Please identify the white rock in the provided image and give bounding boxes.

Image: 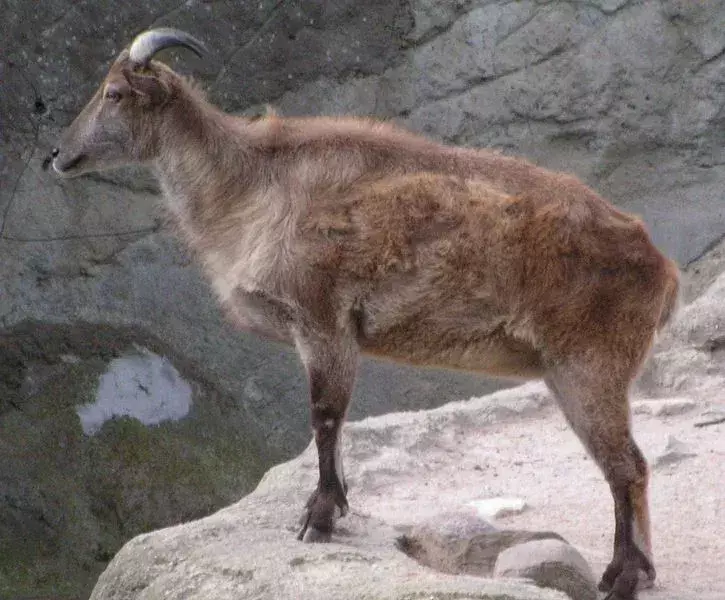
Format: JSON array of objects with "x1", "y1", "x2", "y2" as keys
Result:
[
  {"x1": 469, "y1": 497, "x2": 528, "y2": 520},
  {"x1": 76, "y1": 346, "x2": 193, "y2": 435}
]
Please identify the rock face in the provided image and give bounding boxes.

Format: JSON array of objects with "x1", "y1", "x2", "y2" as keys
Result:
[
  {"x1": 0, "y1": 322, "x2": 269, "y2": 599},
  {"x1": 3, "y1": 0, "x2": 725, "y2": 456},
  {"x1": 0, "y1": 0, "x2": 508, "y2": 465},
  {"x1": 637, "y1": 266, "x2": 725, "y2": 400}
]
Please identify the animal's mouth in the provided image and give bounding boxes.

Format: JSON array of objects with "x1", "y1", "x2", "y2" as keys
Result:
[{"x1": 53, "y1": 153, "x2": 87, "y2": 176}]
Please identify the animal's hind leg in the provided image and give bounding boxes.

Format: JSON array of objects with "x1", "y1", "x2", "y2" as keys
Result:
[{"x1": 545, "y1": 363, "x2": 655, "y2": 600}]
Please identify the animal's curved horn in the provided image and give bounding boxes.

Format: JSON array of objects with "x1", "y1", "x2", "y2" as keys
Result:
[{"x1": 128, "y1": 28, "x2": 207, "y2": 66}]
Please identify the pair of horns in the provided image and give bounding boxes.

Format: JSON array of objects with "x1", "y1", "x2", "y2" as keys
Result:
[{"x1": 128, "y1": 27, "x2": 207, "y2": 66}]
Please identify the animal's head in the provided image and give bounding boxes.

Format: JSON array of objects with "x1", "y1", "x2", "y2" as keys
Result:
[{"x1": 52, "y1": 28, "x2": 207, "y2": 178}]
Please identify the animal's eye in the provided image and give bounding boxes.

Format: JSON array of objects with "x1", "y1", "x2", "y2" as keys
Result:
[{"x1": 104, "y1": 88, "x2": 122, "y2": 102}]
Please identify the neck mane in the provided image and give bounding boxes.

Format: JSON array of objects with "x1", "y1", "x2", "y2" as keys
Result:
[{"x1": 151, "y1": 84, "x2": 257, "y2": 238}]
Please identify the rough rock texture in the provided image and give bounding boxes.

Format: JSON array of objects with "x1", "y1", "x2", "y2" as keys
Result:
[
  {"x1": 653, "y1": 434, "x2": 697, "y2": 469},
  {"x1": 493, "y1": 539, "x2": 597, "y2": 600},
  {"x1": 0, "y1": 0, "x2": 507, "y2": 465},
  {"x1": 631, "y1": 397, "x2": 697, "y2": 417},
  {"x1": 0, "y1": 322, "x2": 269, "y2": 599},
  {"x1": 90, "y1": 509, "x2": 569, "y2": 600},
  {"x1": 637, "y1": 265, "x2": 725, "y2": 400},
  {"x1": 90, "y1": 386, "x2": 573, "y2": 600}
]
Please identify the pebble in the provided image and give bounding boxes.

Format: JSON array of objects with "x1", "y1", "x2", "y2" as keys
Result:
[
  {"x1": 632, "y1": 397, "x2": 697, "y2": 417},
  {"x1": 654, "y1": 435, "x2": 697, "y2": 469},
  {"x1": 469, "y1": 497, "x2": 527, "y2": 520}
]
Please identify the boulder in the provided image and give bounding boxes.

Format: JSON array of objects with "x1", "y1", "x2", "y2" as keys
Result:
[
  {"x1": 89, "y1": 505, "x2": 569, "y2": 600},
  {"x1": 398, "y1": 519, "x2": 565, "y2": 577},
  {"x1": 493, "y1": 539, "x2": 597, "y2": 600}
]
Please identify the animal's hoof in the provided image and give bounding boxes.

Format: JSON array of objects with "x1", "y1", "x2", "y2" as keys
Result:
[
  {"x1": 598, "y1": 564, "x2": 619, "y2": 592},
  {"x1": 601, "y1": 566, "x2": 640, "y2": 600},
  {"x1": 296, "y1": 510, "x2": 334, "y2": 542},
  {"x1": 599, "y1": 551, "x2": 654, "y2": 596},
  {"x1": 296, "y1": 484, "x2": 348, "y2": 542}
]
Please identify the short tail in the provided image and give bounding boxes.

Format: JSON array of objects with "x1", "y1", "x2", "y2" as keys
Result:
[{"x1": 657, "y1": 258, "x2": 680, "y2": 331}]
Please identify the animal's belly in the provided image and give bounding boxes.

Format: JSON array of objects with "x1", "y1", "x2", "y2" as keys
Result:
[{"x1": 359, "y1": 312, "x2": 543, "y2": 379}]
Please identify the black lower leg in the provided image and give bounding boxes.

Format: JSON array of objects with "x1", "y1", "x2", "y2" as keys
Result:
[
  {"x1": 312, "y1": 405, "x2": 347, "y2": 507},
  {"x1": 599, "y1": 496, "x2": 626, "y2": 592},
  {"x1": 602, "y1": 485, "x2": 654, "y2": 600},
  {"x1": 297, "y1": 406, "x2": 348, "y2": 542},
  {"x1": 293, "y1": 331, "x2": 357, "y2": 543}
]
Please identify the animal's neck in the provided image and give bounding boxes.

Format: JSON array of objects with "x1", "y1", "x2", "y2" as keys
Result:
[{"x1": 152, "y1": 96, "x2": 256, "y2": 237}]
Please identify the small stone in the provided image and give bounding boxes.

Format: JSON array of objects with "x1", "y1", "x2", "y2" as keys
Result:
[
  {"x1": 469, "y1": 497, "x2": 527, "y2": 520},
  {"x1": 652, "y1": 398, "x2": 697, "y2": 417},
  {"x1": 59, "y1": 353, "x2": 81, "y2": 364},
  {"x1": 698, "y1": 404, "x2": 725, "y2": 422},
  {"x1": 654, "y1": 435, "x2": 697, "y2": 469},
  {"x1": 632, "y1": 397, "x2": 696, "y2": 417},
  {"x1": 494, "y1": 539, "x2": 597, "y2": 600}
]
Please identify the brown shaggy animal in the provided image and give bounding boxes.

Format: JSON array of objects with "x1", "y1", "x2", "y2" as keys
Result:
[{"x1": 53, "y1": 29, "x2": 679, "y2": 600}]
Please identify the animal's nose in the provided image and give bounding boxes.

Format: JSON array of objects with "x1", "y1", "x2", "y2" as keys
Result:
[{"x1": 51, "y1": 148, "x2": 59, "y2": 158}]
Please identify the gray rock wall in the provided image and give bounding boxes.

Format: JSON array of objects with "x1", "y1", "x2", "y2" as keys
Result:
[{"x1": 4, "y1": 1, "x2": 724, "y2": 453}]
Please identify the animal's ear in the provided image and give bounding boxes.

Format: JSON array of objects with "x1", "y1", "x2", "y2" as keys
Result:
[{"x1": 122, "y1": 69, "x2": 171, "y2": 107}]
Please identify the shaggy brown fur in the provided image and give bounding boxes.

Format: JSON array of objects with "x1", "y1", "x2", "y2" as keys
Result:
[{"x1": 54, "y1": 40, "x2": 679, "y2": 600}]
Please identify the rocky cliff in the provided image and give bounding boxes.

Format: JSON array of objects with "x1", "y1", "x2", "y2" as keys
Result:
[{"x1": 3, "y1": 0, "x2": 725, "y2": 598}]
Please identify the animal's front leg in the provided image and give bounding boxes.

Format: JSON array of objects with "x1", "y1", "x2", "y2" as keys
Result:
[{"x1": 295, "y1": 330, "x2": 358, "y2": 543}]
